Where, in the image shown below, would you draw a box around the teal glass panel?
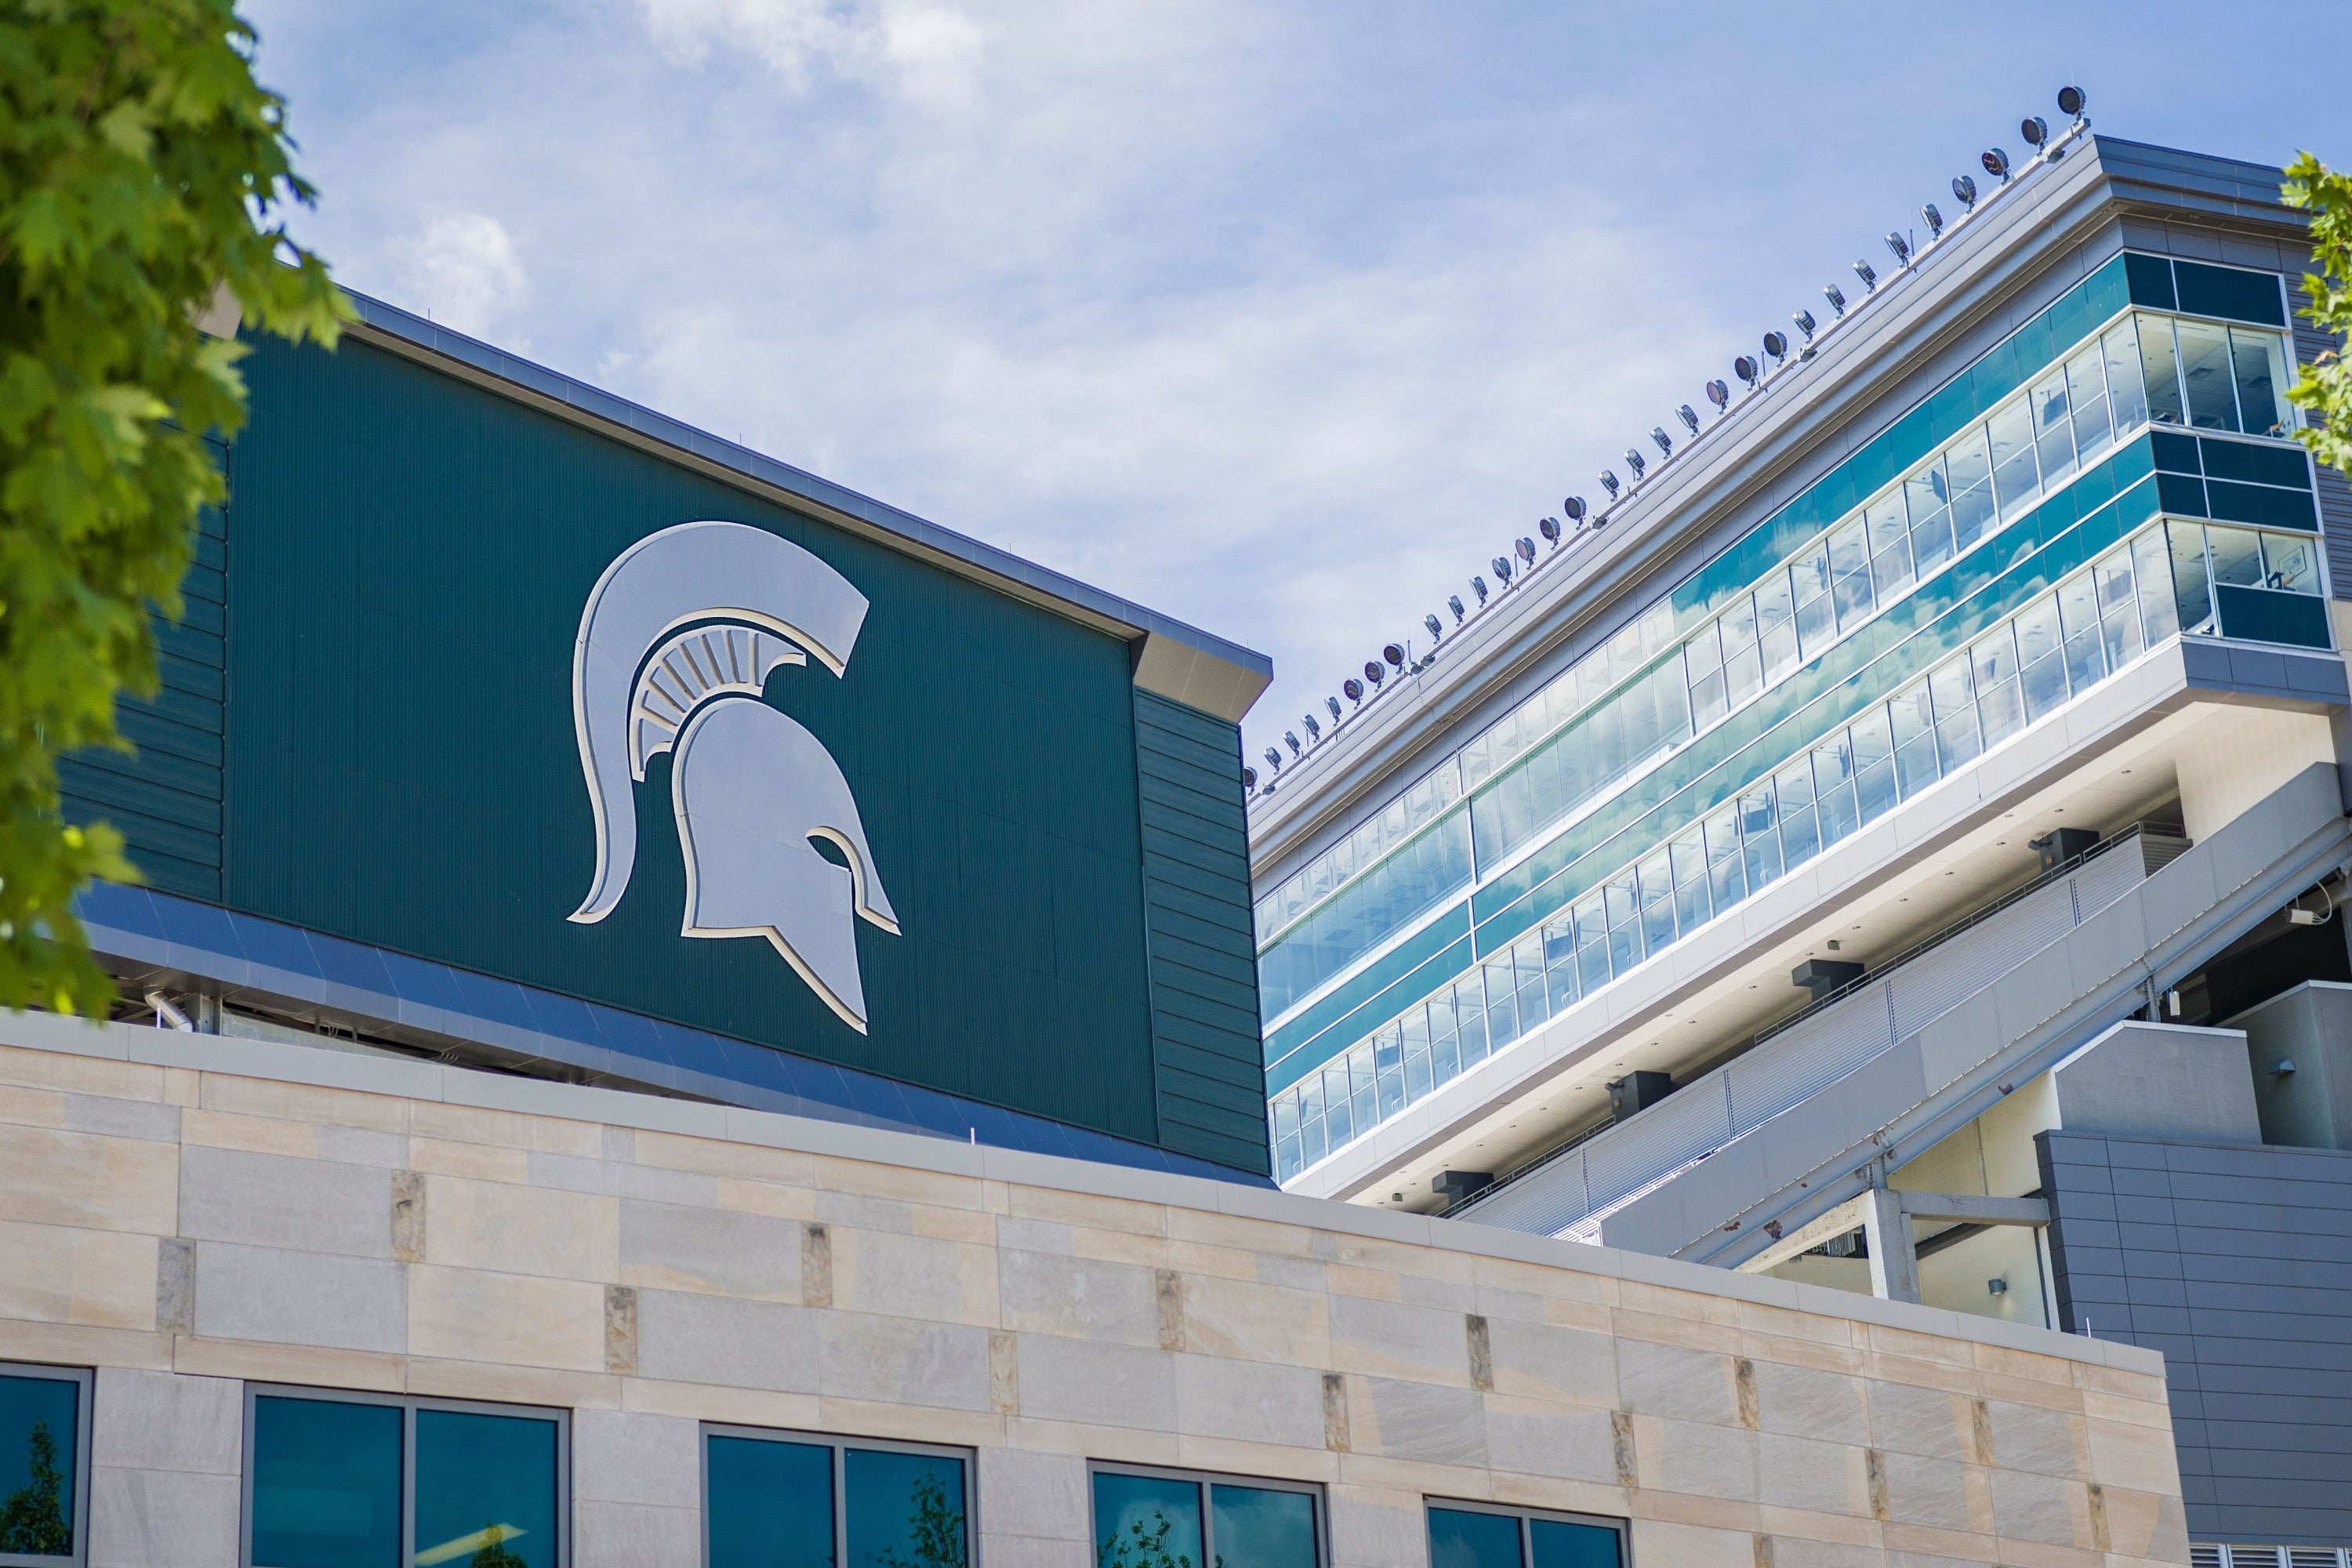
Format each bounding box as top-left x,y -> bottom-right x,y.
2173,260 -> 2286,326
2216,586 -> 2331,648
249,1396 -> 400,1568
0,1374 -> 76,1560
413,1409 -> 558,1568
1095,1474 -> 1203,1568
1527,1519 -> 1620,1568
707,1436 -> 833,1568
2155,472 -> 2207,517
1210,1486 -> 1317,1568
845,1449 -> 964,1568
2150,431 -> 2200,474
2205,479 -> 2318,532
1427,1510 -> 1521,1568
2199,436 -> 2309,488
1256,809 -> 1472,1019
1262,908 -> 1469,1090
2125,252 -> 2177,310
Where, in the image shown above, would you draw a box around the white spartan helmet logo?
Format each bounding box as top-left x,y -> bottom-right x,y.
568,521 -> 899,1032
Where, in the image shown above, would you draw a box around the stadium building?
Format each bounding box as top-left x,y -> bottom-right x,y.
1248,107 -> 2352,1557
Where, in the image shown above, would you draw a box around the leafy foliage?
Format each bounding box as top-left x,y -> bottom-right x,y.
467,1522 -> 527,1567
1099,1508 -> 1207,1568
875,1472 -> 967,1568
0,1417 -> 71,1555
2286,152 -> 2352,476
0,0 -> 346,1013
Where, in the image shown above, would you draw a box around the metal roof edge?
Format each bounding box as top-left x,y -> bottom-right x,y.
335,288 -> 1272,720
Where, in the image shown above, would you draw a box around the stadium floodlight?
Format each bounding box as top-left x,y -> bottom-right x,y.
1301,713 -> 1320,742
1325,695 -> 1342,723
1344,677 -> 1363,704
1448,593 -> 1467,623
1241,765 -> 1257,793
1677,404 -> 1700,435
1490,554 -> 1514,583
1284,731 -> 1301,758
2020,115 -> 2048,149
1853,259 -> 1878,292
1598,470 -> 1620,499
1262,746 -> 1281,771
1982,147 -> 2011,181
1920,202 -> 1944,238
1382,643 -> 1405,669
1564,495 -> 1588,522
2057,85 -> 2085,118
1705,379 -> 1730,412
1951,173 -> 1978,209
1538,516 -> 1561,546
1650,426 -> 1673,457
1824,282 -> 1848,317
1471,575 -> 1490,605
1363,660 -> 1384,688
1515,536 -> 1537,565
1762,330 -> 1788,364
1884,230 -> 1911,265
1790,310 -> 1817,343
1424,612 -> 1443,642
1733,354 -> 1759,387
1624,448 -> 1646,480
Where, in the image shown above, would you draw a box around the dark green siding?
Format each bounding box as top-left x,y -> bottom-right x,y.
60,487 -> 228,901
1134,689 -> 1267,1174
216,334 -> 1181,1149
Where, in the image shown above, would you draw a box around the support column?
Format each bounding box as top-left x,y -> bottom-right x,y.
1862,1186 -> 1920,1304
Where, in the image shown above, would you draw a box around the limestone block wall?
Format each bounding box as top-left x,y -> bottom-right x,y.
0,1011 -> 2189,1567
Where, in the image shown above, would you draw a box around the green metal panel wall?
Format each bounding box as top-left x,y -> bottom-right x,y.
217,333 -> 1191,1149
1134,689 -> 1268,1174
59,473 -> 227,902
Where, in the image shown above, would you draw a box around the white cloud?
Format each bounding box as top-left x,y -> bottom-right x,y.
389,212 -> 529,339
637,0 -> 984,107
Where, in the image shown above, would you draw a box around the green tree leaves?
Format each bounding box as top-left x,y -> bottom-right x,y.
2287,152 -> 2352,477
0,1418 -> 70,1554
0,0 -> 347,1012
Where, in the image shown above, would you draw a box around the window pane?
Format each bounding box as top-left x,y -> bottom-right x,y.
2230,327 -> 2291,437
0,1374 -> 74,1562
1944,429 -> 1994,552
708,1437 -> 834,1568
2165,524 -> 2212,633
2208,526 -> 2263,588
2133,528 -> 2180,643
1097,1475 -> 1202,1568
414,1409 -> 560,1568
848,1449 -> 965,1568
2031,371 -> 2076,488
250,1396 -> 401,1568
1986,402 -> 2039,515
2066,346 -> 2114,463
1428,1510 -> 1523,1568
2104,323 -> 2150,430
2264,532 -> 2321,594
2137,316 -> 2184,426
1528,1519 -> 1621,1568
2176,319 -> 2237,430
1211,1486 -> 1318,1568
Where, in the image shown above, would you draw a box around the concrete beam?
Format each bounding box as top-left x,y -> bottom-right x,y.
1897,1192 -> 2052,1226
1862,1187 -> 1921,1305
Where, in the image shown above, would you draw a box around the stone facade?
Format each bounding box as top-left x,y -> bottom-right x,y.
0,1011 -> 2188,1566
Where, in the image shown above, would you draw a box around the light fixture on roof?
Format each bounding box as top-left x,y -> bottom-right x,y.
1283,731 -> 1301,758
1538,516 -> 1561,546
1241,765 -> 1257,793
1884,230 -> 1911,266
1823,282 -> 1848,318
2020,114 -> 2049,151
1705,379 -> 1730,412
1762,330 -> 1788,365
1853,258 -> 1878,292
2058,85 -> 2085,120
1791,310 -> 1817,343
1733,354 -> 1760,388
1262,746 -> 1281,772
1951,173 -> 1978,209
1623,448 -> 1647,480
1424,612 -> 1443,642
1920,202 -> 1944,239
1676,404 -> 1700,436
1344,677 -> 1364,705
1324,695 -> 1342,724
1598,470 -> 1620,500
1448,593 -> 1467,624
1650,426 -> 1673,458
1490,553 -> 1514,583
1382,643 -> 1405,670
1515,536 -> 1537,566
1564,495 -> 1588,524
1981,147 -> 2011,182
1301,713 -> 1320,742
1471,574 -> 1490,605
1362,659 -> 1385,688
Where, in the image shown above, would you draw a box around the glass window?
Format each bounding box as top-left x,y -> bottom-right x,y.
2103,321 -> 2149,431
2230,326 -> 2292,437
1972,625 -> 2025,750
2207,525 -> 2263,588
248,1390 -> 564,1568
1791,546 -> 1835,657
0,1366 -> 86,1567
1889,679 -> 1939,799
2065,344 -> 2114,465
1904,457 -> 1954,575
1755,573 -> 1798,679
710,1431 -> 969,1568
1929,653 -> 1980,771
2264,532 -> 2321,594
1944,427 -> 1995,552
2176,318 -> 2238,430
2030,368 -> 2076,489
1865,494 -> 1913,603
2138,315 -> 2185,425
1827,519 -> 1873,629
1095,1469 -> 1319,1568
1428,1504 -> 1622,1568
1986,403 -> 2039,516
1739,787 -> 1782,892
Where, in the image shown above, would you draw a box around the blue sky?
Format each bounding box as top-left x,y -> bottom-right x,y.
242,2 -> 2352,767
